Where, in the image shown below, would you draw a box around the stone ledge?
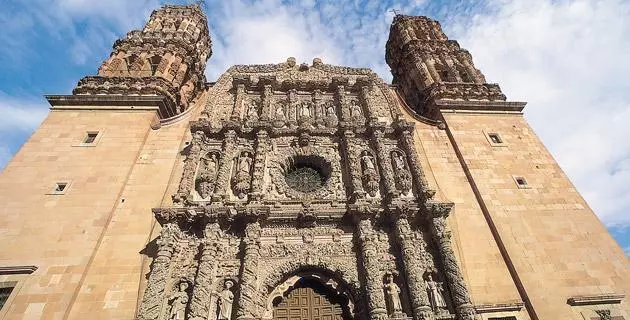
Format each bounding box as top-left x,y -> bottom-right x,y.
0,266 -> 38,275
474,302 -> 524,313
567,294 -> 625,306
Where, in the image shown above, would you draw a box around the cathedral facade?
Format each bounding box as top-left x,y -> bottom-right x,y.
0,4 -> 628,320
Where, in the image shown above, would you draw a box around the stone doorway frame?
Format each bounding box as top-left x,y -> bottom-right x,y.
263,271 -> 356,320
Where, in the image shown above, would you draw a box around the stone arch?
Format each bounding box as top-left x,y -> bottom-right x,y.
261,264 -> 360,320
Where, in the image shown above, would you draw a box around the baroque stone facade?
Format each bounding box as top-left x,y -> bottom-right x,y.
0,4 -> 629,320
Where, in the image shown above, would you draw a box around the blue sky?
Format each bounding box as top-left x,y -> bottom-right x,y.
0,0 -> 629,254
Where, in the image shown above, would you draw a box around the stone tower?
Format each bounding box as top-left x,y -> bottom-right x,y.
74,4 -> 212,118
386,15 -> 507,119
0,5 -> 628,320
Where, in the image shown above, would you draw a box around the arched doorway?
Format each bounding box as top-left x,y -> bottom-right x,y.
270,275 -> 353,320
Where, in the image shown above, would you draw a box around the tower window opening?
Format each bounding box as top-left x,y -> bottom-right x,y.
488,133 -> 502,144
54,183 -> 67,192
440,70 -> 449,81
0,286 -> 14,311
149,56 -> 162,75
514,176 -> 529,188
84,132 -> 98,144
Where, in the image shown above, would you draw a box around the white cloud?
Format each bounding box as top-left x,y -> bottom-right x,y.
451,0 -> 630,227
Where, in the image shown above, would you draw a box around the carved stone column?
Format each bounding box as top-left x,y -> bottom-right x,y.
237,222 -> 262,320
138,223 -> 178,320
189,223 -> 222,319
393,218 -> 434,320
212,130 -> 237,201
231,83 -> 246,121
428,204 -> 476,320
359,84 -> 376,121
336,83 -> 350,122
341,130 -> 365,201
425,56 -> 441,83
250,130 -> 269,200
287,89 -> 297,124
261,84 -> 273,121
398,129 -> 434,201
175,131 -> 203,203
371,130 -> 397,199
356,219 -> 388,320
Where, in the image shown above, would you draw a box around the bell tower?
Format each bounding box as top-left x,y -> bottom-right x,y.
386,15 -> 508,118
73,4 -> 212,119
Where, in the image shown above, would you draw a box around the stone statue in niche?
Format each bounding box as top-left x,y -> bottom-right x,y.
246,100 -> 259,121
196,152 -> 219,199
275,104 -> 286,121
361,151 -> 379,197
426,274 -> 447,311
323,101 -> 338,127
349,100 -> 362,120
300,101 -> 312,118
391,151 -> 412,194
232,151 -> 252,199
168,280 -> 189,320
383,273 -> 403,316
216,280 -> 234,320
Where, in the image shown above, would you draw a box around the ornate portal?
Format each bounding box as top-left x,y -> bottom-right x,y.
137,56 -> 478,320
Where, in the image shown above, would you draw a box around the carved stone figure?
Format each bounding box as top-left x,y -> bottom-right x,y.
216,280 -> 234,320
196,153 -> 218,199
275,104 -> 286,121
232,152 -> 252,198
384,273 -> 403,315
426,274 -> 447,310
300,102 -> 312,118
180,80 -> 195,110
325,102 -> 336,118
361,151 -> 379,197
349,100 -> 362,119
391,151 -> 412,193
246,101 -> 259,120
168,280 -> 189,320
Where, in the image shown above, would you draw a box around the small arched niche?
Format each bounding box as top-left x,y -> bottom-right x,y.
264,272 -> 354,320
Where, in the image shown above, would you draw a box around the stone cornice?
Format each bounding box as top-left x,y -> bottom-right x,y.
567,294 -> 625,306
0,265 -> 38,275
474,301 -> 524,313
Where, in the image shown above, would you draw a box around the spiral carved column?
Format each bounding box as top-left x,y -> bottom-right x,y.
356,219 -> 388,320
428,205 -> 476,320
189,223 -> 222,319
138,223 -> 178,320
236,222 -> 261,320
394,218 -> 434,320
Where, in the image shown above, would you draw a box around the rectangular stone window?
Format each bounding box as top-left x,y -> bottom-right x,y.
73,130 -> 103,147
513,176 -> 530,189
489,133 -> 502,144
48,181 -> 71,195
84,132 -> 98,144
0,286 -> 14,311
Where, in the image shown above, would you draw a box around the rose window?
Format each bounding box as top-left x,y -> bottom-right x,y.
284,155 -> 331,193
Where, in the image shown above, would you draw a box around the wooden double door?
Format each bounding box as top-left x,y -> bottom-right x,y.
273,286 -> 346,320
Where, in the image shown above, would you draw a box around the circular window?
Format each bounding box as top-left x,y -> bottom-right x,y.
284,155 -> 331,193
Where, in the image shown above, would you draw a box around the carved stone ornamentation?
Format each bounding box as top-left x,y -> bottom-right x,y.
237,223 -> 262,320
356,219 -> 388,320
383,272 -> 403,316
426,274 -> 447,312
216,280 -> 235,320
232,151 -> 253,199
428,204 -> 476,320
168,279 -> 190,320
138,223 -> 178,320
361,151 -> 380,197
391,150 -> 412,195
196,152 -> 220,199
